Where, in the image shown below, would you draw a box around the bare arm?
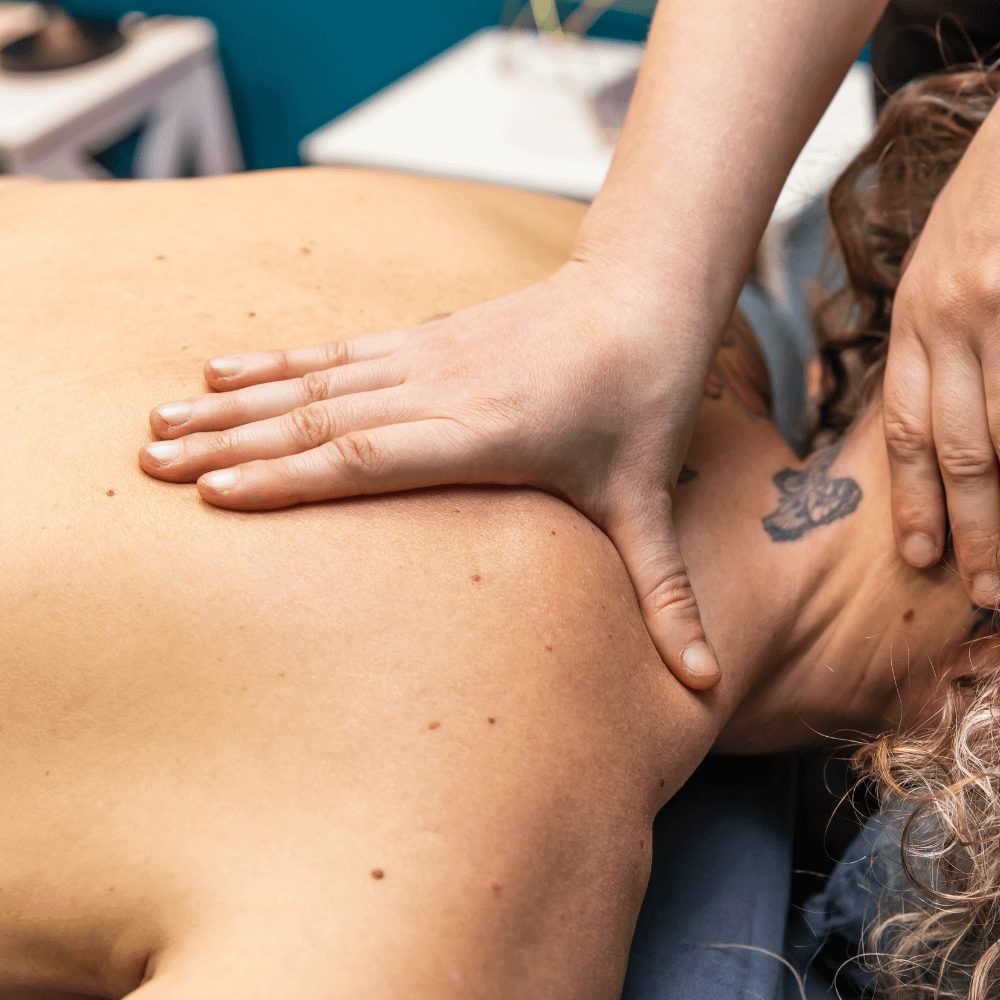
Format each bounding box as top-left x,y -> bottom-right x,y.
581,0 -> 888,333
141,2 -> 888,690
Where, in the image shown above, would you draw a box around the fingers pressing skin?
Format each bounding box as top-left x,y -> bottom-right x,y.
139,387 -> 416,483
194,418 -> 473,509
883,326 -> 945,570
604,492 -> 721,691
150,360 -> 402,438
203,329 -> 410,391
138,265 -> 726,693
931,350 -> 1000,606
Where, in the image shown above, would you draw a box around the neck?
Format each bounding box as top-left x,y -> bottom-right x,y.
677,404 -> 970,753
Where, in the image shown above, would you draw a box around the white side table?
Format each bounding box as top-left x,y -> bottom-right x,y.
302,27 -> 644,202
759,62 -> 876,311
302,25 -> 875,302
0,3 -> 243,179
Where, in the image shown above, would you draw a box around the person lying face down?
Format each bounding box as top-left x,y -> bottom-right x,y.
0,70 -> 995,1000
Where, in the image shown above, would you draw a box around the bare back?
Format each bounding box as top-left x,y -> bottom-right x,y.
1,170 -> 710,999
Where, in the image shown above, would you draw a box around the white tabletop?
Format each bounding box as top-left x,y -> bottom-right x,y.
303,25 -> 875,220
772,61 -> 874,226
0,4 -> 217,148
303,28 -> 644,202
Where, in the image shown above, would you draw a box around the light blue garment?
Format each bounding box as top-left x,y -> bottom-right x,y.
622,756 -> 799,1000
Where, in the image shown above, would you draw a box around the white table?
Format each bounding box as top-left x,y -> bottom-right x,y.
0,3 -> 242,179
761,61 -> 875,310
302,25 -> 876,307
302,27 -> 644,202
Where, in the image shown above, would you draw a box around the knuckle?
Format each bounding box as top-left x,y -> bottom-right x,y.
642,569 -> 698,617
954,526 -> 1000,572
884,414 -> 932,460
288,402 -> 334,447
321,339 -> 351,367
269,348 -> 292,376
215,390 -> 249,422
891,503 -> 928,534
964,262 -> 1000,307
937,443 -> 997,482
300,369 -> 331,405
205,428 -> 238,456
325,432 -> 384,477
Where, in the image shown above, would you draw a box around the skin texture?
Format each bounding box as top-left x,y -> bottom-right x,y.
145,1 -> 1000,669
0,169 -> 983,999
136,0 -> 892,692
884,102 -> 1000,602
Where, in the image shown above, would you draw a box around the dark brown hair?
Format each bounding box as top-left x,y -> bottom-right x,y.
815,65 -> 1000,437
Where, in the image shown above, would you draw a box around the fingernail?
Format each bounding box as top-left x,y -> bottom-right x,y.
973,573 -> 1000,607
208,356 -> 243,378
901,532 -> 938,569
681,641 -> 720,679
154,402 -> 192,426
201,469 -> 240,492
144,441 -> 181,463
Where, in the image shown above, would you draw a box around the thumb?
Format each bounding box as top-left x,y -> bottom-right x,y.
605,493 -> 721,691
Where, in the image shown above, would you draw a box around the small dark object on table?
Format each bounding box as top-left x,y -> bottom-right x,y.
1,5 -> 125,73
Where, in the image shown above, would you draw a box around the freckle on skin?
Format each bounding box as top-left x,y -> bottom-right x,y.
277,671 -> 286,679
639,839 -> 645,850
300,246 -> 311,255
550,530 -> 556,536
544,644 -> 554,653
155,254 -> 166,261
487,716 -> 496,725
490,882 -> 502,895
371,869 -> 385,880
247,311 -> 256,318
658,779 -> 665,789
471,574 -> 481,583
105,489 -> 115,497
903,608 -> 915,623
428,721 -> 441,730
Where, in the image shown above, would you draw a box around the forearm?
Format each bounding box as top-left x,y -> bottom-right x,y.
576,0 -> 887,349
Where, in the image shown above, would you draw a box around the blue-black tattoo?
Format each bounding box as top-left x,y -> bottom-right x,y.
762,442 -> 862,542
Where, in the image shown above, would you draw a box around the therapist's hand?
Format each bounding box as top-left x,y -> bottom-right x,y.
140,261 -> 722,690
884,107 -> 1000,607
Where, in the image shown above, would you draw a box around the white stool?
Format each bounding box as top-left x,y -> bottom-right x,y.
0,3 -> 242,179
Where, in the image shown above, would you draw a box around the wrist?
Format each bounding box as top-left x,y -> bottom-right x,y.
557,230 -> 728,362
569,195 -> 739,344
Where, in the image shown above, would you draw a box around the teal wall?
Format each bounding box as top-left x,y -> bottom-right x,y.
64,1 -> 651,170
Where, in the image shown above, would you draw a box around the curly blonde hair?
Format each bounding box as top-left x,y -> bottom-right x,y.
855,664 -> 1000,999
817,66 -> 1000,999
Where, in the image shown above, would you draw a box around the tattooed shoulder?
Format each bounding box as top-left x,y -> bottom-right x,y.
762,441 -> 862,542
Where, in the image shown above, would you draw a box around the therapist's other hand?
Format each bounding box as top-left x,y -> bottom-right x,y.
884,113 -> 1000,608
140,262 -> 721,690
